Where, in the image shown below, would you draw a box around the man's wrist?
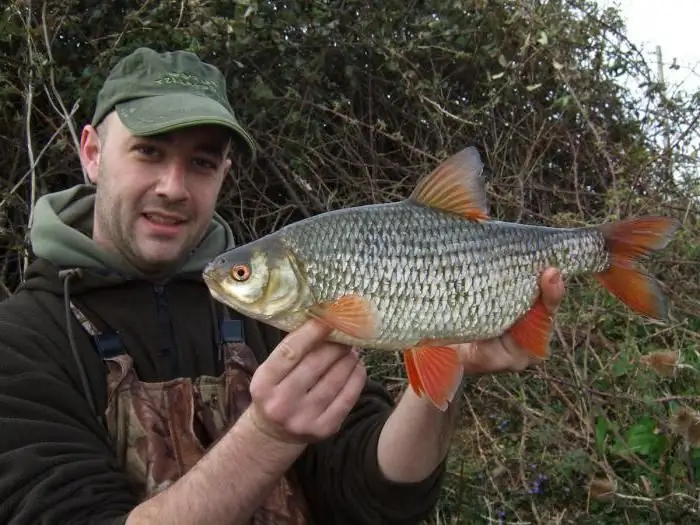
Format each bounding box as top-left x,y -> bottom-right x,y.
236,406 -> 309,460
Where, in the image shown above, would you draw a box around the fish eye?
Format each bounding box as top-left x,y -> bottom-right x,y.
230,264 -> 251,282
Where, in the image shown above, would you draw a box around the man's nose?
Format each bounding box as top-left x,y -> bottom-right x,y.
155,161 -> 189,201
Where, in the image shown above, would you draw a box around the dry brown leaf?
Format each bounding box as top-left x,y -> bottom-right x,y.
639,350 -> 679,378
669,407 -> 700,448
588,477 -> 615,501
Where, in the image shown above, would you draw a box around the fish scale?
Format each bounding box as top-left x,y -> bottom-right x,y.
203,145 -> 680,411
271,201 -> 610,349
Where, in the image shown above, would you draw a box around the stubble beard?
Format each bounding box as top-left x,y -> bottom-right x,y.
93,170 -> 190,279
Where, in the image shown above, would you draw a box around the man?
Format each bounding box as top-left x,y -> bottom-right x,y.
0,48 -> 565,524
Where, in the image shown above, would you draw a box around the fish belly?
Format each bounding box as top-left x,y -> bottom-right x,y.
278,202 -> 609,350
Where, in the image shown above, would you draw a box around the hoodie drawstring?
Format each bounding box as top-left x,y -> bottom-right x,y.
58,268 -> 101,425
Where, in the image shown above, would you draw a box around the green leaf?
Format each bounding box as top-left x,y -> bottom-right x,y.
625,417 -> 667,458
611,357 -> 633,377
595,416 -> 609,454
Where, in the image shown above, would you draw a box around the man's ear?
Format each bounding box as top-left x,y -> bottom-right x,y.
80,124 -> 102,184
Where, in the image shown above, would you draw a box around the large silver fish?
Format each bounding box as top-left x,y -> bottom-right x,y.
203,146 -> 681,411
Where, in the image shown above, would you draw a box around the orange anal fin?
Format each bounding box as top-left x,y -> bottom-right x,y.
404,345 -> 463,412
308,294 -> 378,340
409,146 -> 489,221
597,216 -> 681,320
507,297 -> 552,359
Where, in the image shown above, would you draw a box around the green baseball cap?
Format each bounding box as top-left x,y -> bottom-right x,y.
91,47 -> 256,158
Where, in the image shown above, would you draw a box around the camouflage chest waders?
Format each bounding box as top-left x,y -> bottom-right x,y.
69,300 -> 311,524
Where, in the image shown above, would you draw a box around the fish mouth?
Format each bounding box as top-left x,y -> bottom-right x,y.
202,266 -> 230,301
202,263 -> 225,286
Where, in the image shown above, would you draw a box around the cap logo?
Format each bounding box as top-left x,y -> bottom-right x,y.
154,72 -> 222,102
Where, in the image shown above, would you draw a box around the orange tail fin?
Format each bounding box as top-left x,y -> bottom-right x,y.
596,216 -> 681,320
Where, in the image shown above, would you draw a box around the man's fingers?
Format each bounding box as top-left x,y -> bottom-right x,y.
256,318 -> 333,386
313,360 -> 367,434
540,267 -> 565,315
282,342 -> 353,394
303,349 -> 361,411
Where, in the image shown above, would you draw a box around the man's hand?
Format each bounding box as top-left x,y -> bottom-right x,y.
456,267 -> 566,374
247,319 -> 367,445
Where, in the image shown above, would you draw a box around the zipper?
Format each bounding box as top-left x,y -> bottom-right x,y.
154,284 -> 179,377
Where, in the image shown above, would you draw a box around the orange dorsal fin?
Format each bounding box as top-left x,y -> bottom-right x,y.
595,216 -> 681,320
403,345 -> 464,411
309,294 -> 378,340
507,297 -> 553,359
409,146 -> 489,221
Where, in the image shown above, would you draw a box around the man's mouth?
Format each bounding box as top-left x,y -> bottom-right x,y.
143,212 -> 187,225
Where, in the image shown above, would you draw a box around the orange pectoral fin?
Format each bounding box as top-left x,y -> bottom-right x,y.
404,345 -> 464,412
506,296 -> 553,359
308,294 -> 378,340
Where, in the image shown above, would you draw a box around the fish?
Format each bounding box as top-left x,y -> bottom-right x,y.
202,146 -> 681,411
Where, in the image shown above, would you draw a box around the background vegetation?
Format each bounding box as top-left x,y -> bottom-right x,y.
1,0 -> 699,522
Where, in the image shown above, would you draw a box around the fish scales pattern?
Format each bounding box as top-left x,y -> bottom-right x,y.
277,202 -> 611,348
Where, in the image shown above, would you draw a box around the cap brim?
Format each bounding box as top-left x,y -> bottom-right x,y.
115,93 -> 256,158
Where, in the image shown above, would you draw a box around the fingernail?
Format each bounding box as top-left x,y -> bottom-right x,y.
549,273 -> 561,286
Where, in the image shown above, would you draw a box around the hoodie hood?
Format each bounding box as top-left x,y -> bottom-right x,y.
24,184 -> 235,292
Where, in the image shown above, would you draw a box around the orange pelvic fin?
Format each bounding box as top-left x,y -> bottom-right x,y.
403,345 -> 464,411
596,216 -> 681,320
309,294 -> 378,340
409,146 -> 490,221
507,296 -> 553,359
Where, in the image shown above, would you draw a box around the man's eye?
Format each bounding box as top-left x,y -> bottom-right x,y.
137,145 -> 157,156
194,158 -> 217,170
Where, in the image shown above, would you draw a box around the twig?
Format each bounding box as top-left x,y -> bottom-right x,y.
40,0 -> 85,183
263,156 -> 319,217
175,0 -> 186,28
22,0 -> 37,276
418,95 -> 479,127
554,67 -> 622,219
0,110 -> 76,212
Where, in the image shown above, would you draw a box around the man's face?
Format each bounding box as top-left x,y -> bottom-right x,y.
79,112 -> 233,277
